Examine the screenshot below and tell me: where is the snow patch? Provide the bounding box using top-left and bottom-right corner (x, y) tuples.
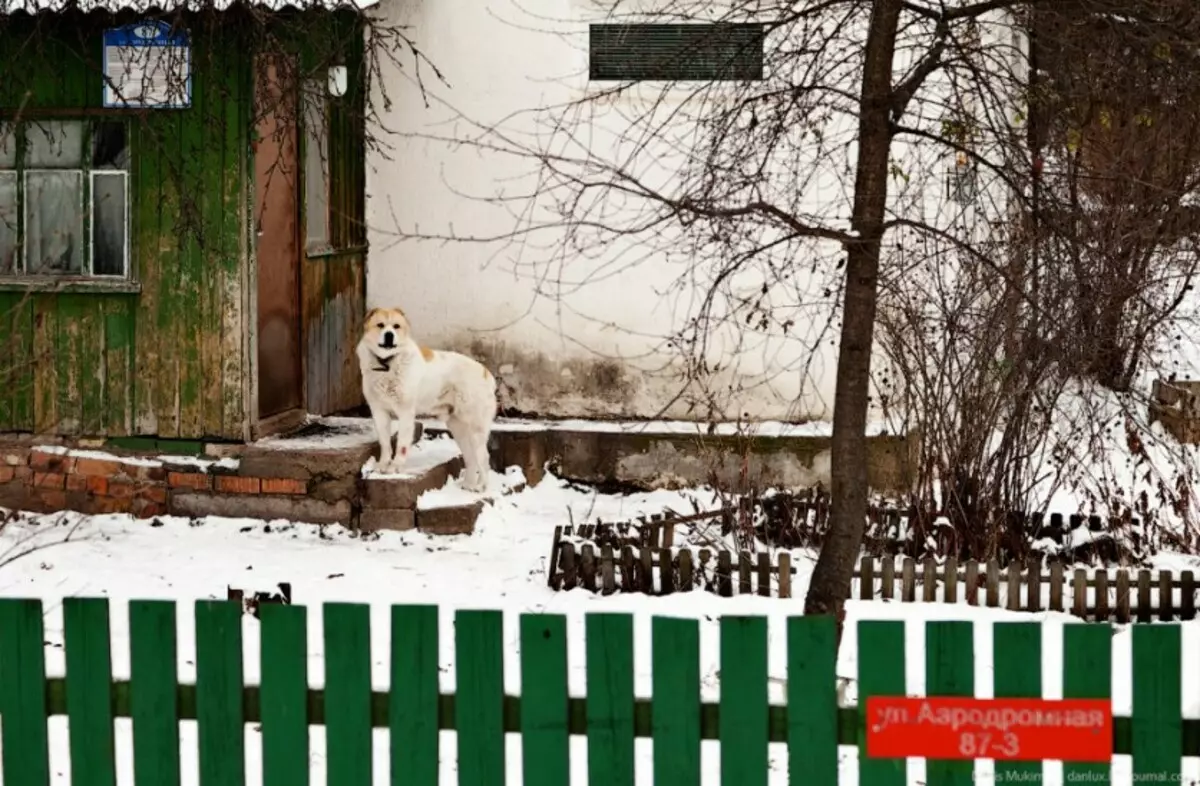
(360, 435), (463, 479)
(157, 454), (240, 472)
(34, 446), (161, 467)
(417, 466), (528, 510)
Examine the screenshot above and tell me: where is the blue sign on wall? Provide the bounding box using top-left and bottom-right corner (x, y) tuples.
(102, 21), (192, 109)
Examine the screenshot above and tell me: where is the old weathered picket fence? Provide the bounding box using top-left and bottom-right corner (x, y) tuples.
(0, 597), (1192, 785)
(548, 525), (1198, 623)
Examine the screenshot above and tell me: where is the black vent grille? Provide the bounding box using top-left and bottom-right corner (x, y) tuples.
(589, 23), (765, 82)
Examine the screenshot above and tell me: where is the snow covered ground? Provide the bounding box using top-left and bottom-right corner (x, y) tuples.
(1, 472), (1198, 785)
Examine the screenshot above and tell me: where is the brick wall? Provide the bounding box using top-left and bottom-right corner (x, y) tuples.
(0, 446), (316, 520)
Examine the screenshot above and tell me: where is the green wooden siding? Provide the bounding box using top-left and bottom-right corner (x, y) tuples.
(0, 13), (249, 439)
(0, 10), (366, 439)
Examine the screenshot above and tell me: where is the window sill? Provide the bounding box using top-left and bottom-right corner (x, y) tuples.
(0, 276), (141, 294)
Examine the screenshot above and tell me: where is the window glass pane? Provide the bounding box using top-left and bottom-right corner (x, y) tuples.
(92, 121), (129, 170)
(0, 123), (15, 168)
(25, 171), (83, 274)
(304, 89), (329, 248)
(25, 121), (85, 168)
(0, 172), (16, 274)
(92, 172), (127, 276)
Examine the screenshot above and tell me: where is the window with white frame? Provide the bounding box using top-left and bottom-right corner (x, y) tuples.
(0, 119), (130, 277)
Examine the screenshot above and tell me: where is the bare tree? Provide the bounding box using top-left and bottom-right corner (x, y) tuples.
(384, 0), (1200, 638)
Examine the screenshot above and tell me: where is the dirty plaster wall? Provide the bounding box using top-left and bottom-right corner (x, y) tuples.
(365, 0), (1016, 422)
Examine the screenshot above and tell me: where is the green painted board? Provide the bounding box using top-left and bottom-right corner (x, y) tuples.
(129, 601), (181, 786)
(857, 620), (905, 786)
(64, 597), (117, 786)
(390, 605), (439, 786)
(585, 613), (635, 786)
(992, 622), (1042, 784)
(195, 600), (245, 786)
(651, 616), (700, 786)
(1062, 624), (1111, 785)
(720, 616), (768, 786)
(925, 621), (974, 786)
(1132, 625), (1182, 782)
(324, 603), (373, 786)
(787, 616), (837, 786)
(455, 610), (505, 786)
(0, 598), (50, 786)
(259, 604), (309, 786)
(519, 614), (569, 786)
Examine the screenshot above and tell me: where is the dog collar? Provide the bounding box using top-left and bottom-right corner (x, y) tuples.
(373, 355), (392, 372)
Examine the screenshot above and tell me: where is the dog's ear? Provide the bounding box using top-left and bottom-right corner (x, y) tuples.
(363, 307), (384, 329)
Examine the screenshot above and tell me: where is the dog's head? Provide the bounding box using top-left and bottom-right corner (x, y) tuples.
(362, 307), (410, 358)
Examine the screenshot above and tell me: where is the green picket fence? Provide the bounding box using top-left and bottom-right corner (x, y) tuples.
(0, 597), (1192, 785)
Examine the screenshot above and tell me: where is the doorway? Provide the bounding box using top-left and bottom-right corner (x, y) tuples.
(253, 53), (304, 422)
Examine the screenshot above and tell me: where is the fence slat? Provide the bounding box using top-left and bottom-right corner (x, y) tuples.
(195, 600), (245, 786)
(456, 610), (506, 786)
(857, 621), (906, 786)
(1095, 571), (1110, 620)
(965, 560), (978, 606)
(1027, 560), (1042, 612)
(1158, 570), (1173, 622)
(993, 622), (1043, 784)
(1073, 569), (1088, 620)
(1136, 570), (1152, 624)
(925, 621), (974, 786)
(652, 616), (700, 786)
(944, 557), (958, 603)
(129, 600), (181, 786)
(901, 559), (916, 602)
(1115, 571), (1131, 624)
(860, 555), (874, 600)
(986, 560), (1000, 607)
(787, 616), (837, 786)
(1006, 565), (1022, 612)
(390, 605), (440, 786)
(1049, 563), (1064, 612)
(585, 613), (635, 786)
(64, 597), (116, 786)
(0, 598), (50, 786)
(1132, 624), (1182, 782)
(259, 604), (309, 786)
(520, 614), (569, 786)
(778, 553), (792, 599)
(325, 603), (372, 786)
(720, 617), (768, 786)
(922, 557), (937, 602)
(1062, 624), (1111, 784)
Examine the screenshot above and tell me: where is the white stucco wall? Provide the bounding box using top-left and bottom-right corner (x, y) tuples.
(364, 0), (1019, 423)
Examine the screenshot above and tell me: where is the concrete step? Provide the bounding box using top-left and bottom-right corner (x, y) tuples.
(359, 437), (465, 533)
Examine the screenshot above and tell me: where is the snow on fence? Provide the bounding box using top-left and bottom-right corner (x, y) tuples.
(0, 598), (1192, 784)
(547, 525), (1197, 623)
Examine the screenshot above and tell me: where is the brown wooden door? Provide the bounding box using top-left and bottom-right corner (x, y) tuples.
(254, 54), (303, 419)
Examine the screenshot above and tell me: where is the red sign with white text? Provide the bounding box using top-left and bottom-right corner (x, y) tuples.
(865, 697), (1112, 762)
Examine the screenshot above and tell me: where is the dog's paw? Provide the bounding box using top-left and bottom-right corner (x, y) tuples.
(460, 473), (490, 494)
(375, 459), (402, 475)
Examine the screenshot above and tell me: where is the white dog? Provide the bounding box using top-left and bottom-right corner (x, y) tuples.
(357, 306), (497, 491)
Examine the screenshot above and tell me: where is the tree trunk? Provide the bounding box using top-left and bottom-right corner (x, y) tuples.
(803, 0), (902, 644)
